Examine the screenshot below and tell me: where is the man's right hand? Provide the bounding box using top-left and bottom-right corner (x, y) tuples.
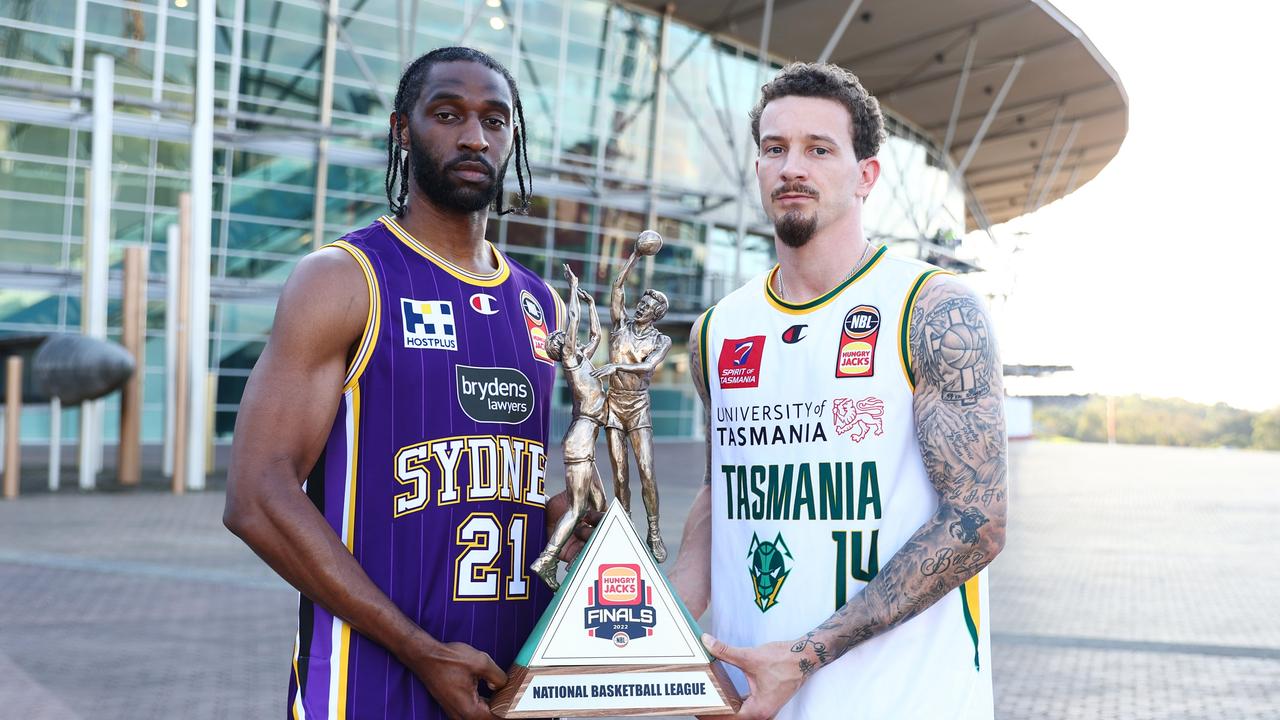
(404, 639), (507, 720)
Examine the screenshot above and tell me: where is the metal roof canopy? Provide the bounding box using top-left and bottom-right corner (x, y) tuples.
(628, 0), (1127, 232)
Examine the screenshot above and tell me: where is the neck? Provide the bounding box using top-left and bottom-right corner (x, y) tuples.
(396, 193), (496, 274)
(774, 211), (871, 302)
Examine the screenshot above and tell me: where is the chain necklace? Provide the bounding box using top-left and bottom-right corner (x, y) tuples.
(775, 242), (874, 302)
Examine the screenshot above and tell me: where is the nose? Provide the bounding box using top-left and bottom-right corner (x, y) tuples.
(779, 150), (808, 183)
(458, 115), (489, 153)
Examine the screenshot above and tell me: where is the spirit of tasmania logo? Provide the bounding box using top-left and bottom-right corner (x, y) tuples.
(583, 563), (657, 648)
(718, 336), (766, 389)
(748, 532), (792, 612)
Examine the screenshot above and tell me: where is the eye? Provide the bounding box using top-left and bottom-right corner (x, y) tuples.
(485, 117), (508, 129)
(765, 146), (783, 155)
(813, 147), (830, 156)
(434, 111), (457, 122)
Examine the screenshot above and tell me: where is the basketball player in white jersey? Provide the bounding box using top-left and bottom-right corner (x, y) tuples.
(668, 63), (1008, 719)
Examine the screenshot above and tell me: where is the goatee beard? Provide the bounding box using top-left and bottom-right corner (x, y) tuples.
(409, 135), (508, 213)
(775, 210), (818, 248)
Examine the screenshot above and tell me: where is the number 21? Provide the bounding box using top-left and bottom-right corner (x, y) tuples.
(454, 512), (530, 601)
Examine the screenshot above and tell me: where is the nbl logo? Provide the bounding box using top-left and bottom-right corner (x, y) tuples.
(583, 564), (656, 647)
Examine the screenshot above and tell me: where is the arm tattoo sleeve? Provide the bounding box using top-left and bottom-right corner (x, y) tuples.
(788, 277), (1009, 676)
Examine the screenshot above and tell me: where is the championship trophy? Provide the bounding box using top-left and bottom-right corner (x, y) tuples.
(490, 233), (742, 718)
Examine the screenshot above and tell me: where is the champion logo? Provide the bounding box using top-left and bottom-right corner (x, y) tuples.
(781, 324), (807, 344)
(469, 293), (499, 315)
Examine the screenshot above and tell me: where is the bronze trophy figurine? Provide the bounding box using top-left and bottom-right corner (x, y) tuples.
(530, 264), (609, 591)
(594, 230), (673, 562)
(495, 231), (740, 718)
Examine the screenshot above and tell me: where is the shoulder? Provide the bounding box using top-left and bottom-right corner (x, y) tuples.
(908, 273), (1000, 391)
(269, 246), (369, 353)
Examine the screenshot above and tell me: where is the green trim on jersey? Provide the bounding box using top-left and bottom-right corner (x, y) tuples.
(698, 306), (715, 395)
(959, 582), (980, 671)
(899, 269), (946, 389)
(764, 245), (888, 312)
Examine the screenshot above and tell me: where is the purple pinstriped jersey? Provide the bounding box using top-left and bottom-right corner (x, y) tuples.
(287, 216), (559, 719)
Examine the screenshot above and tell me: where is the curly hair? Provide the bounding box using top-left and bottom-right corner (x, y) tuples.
(749, 62), (886, 161)
(385, 46), (531, 216)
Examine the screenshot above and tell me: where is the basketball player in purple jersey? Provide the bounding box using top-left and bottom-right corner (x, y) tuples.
(225, 47), (577, 720)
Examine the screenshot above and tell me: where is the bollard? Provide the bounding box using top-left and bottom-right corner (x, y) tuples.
(4, 356), (21, 499)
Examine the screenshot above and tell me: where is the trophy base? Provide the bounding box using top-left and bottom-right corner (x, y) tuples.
(490, 661), (742, 718)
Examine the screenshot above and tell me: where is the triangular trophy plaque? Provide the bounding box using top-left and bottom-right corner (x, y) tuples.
(490, 500), (742, 717)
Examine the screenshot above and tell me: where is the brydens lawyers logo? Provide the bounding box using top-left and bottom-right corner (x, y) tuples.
(520, 290), (554, 365)
(469, 292), (499, 315)
(455, 365), (534, 424)
(834, 305), (880, 377)
(719, 336), (765, 389)
(401, 298), (457, 351)
(583, 563), (656, 648)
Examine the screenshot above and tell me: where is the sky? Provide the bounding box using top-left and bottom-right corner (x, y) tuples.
(962, 0), (1280, 411)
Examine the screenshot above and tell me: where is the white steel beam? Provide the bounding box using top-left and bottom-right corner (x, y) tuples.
(954, 55), (1023, 177)
(80, 53), (113, 491)
(1034, 120), (1081, 210)
(1023, 100), (1065, 213)
(817, 0), (864, 64)
(941, 29), (978, 158)
(185, 0), (215, 491)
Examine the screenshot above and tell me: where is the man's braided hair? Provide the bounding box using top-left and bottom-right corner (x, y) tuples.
(385, 46), (532, 216)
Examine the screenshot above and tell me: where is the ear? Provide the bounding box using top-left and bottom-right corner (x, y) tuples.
(389, 112), (409, 150)
(856, 156), (881, 199)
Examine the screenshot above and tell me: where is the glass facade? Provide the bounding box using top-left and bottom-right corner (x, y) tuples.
(0, 0), (966, 444)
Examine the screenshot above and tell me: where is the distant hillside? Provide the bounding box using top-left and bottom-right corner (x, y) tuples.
(1032, 395), (1280, 451)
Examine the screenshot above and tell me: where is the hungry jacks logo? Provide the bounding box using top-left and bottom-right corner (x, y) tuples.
(583, 564), (656, 647)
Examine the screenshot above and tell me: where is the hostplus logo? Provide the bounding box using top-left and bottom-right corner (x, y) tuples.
(401, 298), (457, 351)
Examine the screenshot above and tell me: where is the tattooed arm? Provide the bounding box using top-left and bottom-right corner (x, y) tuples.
(669, 311), (714, 617)
(702, 276), (1007, 719)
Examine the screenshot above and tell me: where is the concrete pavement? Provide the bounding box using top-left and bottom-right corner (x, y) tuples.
(0, 440), (1277, 719)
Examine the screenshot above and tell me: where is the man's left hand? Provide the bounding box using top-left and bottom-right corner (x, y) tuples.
(699, 633), (805, 720)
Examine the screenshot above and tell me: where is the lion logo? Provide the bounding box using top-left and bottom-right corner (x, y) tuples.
(833, 396), (885, 443)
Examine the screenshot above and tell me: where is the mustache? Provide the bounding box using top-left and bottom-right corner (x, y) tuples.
(445, 153), (495, 178)
(772, 183), (818, 200)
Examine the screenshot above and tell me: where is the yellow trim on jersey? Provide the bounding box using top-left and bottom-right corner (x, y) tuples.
(291, 635), (305, 720)
(898, 269), (952, 390)
(334, 385), (361, 718)
(327, 240), (382, 393)
(763, 245), (888, 315)
(379, 215), (510, 287)
(960, 575), (982, 670)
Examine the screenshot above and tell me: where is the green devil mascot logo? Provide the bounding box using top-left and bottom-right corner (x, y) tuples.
(748, 532), (792, 612)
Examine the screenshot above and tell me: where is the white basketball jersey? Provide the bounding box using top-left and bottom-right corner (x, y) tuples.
(700, 246), (993, 720)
